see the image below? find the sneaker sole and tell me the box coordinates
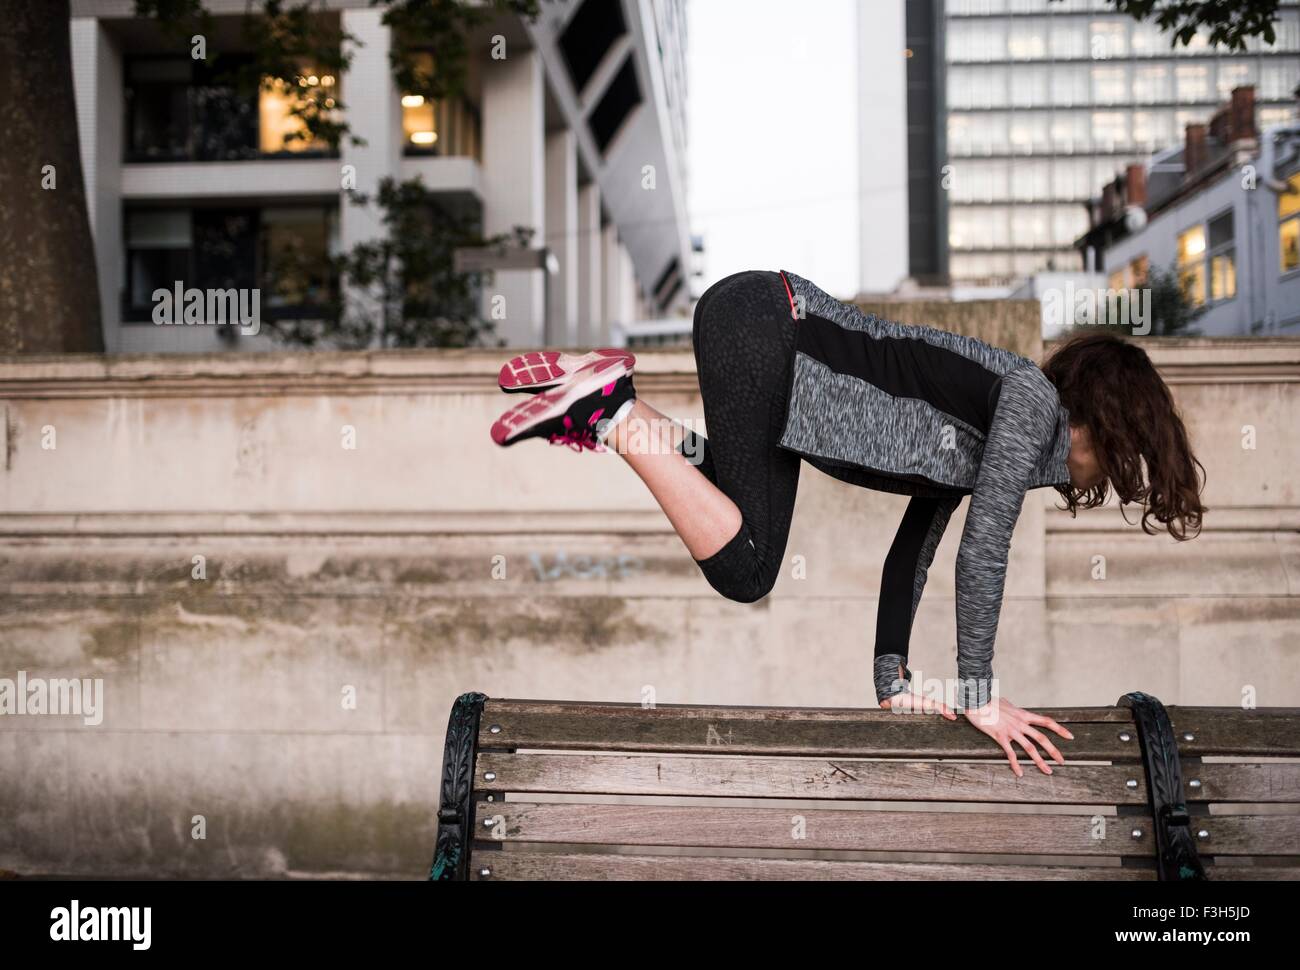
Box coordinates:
[490,356,631,447]
[498,348,635,393]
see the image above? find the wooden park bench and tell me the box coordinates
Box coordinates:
[431,691,1300,881]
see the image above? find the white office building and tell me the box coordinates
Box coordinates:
[69,0,692,352]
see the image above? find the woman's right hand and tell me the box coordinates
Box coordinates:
[880,691,957,719]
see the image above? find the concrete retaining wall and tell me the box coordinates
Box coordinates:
[2,326,1297,877]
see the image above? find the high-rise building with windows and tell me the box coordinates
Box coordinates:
[937,0,1300,291]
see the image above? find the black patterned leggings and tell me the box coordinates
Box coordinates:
[678,269,802,604]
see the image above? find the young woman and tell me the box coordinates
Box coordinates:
[489,268,1207,776]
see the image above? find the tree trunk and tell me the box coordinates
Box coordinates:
[0,0,104,353]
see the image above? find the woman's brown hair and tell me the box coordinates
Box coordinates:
[1041,331,1206,540]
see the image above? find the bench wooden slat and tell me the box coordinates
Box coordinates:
[1185,763,1300,802]
[473,801,1154,855]
[481,699,1141,722]
[477,753,1300,804]
[1167,711,1300,756]
[475,752,1150,803]
[471,852,1159,881]
[1194,815,1300,855]
[472,852,1300,881]
[479,711,1142,758]
[478,702,1299,759]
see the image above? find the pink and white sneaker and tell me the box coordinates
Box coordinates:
[497,348,635,394]
[490,355,636,451]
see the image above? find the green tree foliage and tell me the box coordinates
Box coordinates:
[1072,263,1205,337]
[264,177,524,349]
[1143,263,1206,337]
[1049,0,1283,51]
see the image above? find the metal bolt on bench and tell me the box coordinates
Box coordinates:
[430,690,1300,881]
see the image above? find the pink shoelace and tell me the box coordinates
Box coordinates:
[547,410,607,452]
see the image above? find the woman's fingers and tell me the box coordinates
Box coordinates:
[1025,711,1075,741]
[997,738,1024,777]
[1022,725,1065,765]
[1013,733,1053,775]
[884,693,957,720]
[923,696,958,720]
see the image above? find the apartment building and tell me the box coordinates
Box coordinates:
[69,0,692,352]
[1080,86,1300,335]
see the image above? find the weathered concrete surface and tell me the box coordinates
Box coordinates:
[1,329,1297,877]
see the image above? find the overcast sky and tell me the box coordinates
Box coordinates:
[686,0,860,299]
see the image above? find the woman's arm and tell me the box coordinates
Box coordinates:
[952,364,1057,708]
[874,494,959,706]
[954,363,1073,771]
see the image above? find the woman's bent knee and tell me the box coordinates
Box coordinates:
[693,523,777,604]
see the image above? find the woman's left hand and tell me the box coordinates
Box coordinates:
[964,697,1074,777]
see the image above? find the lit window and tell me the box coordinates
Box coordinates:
[399,51,481,159]
[1281,173,1300,274]
[1132,64,1170,104]
[1177,225,1207,306]
[1282,219,1300,274]
[402,94,438,149]
[1090,21,1128,59]
[1175,64,1211,103]
[1091,111,1128,150]
[1211,253,1237,300]
[259,70,334,154]
[1091,66,1127,105]
[1129,255,1149,287]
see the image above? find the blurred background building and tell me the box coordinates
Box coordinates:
[1077,86,1300,335]
[863,0,1300,308]
[70,0,693,353]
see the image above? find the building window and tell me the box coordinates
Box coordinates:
[260,208,339,315]
[1132,111,1173,151]
[1051,18,1089,60]
[1261,58,1300,99]
[1090,111,1128,151]
[1207,210,1236,302]
[1281,173,1300,275]
[558,0,629,95]
[399,52,483,159]
[1176,225,1207,306]
[1091,65,1128,105]
[1129,255,1149,287]
[124,210,192,316]
[125,55,333,161]
[1216,60,1255,100]
[1090,20,1128,59]
[259,71,337,155]
[1008,18,1048,60]
[1132,64,1171,104]
[123,206,338,323]
[1050,64,1089,107]
[1174,64,1212,103]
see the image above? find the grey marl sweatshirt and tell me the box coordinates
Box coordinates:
[775,270,1073,709]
